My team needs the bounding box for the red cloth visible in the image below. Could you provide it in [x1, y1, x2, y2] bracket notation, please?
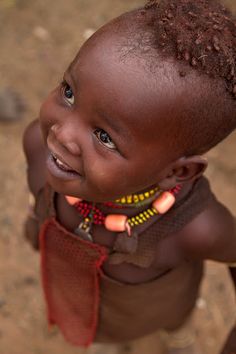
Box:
[40, 218, 107, 347]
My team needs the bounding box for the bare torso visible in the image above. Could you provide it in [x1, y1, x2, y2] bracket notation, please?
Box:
[23, 119, 236, 284]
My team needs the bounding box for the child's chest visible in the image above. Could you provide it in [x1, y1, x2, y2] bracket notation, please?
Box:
[55, 194, 186, 284]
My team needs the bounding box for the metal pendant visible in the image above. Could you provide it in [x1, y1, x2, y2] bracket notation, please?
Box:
[74, 220, 93, 242]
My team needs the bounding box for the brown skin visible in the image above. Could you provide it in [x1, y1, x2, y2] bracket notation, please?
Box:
[23, 17, 236, 354]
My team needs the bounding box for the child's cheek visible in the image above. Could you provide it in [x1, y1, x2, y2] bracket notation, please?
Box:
[86, 158, 130, 196]
[39, 99, 51, 137]
[39, 90, 58, 135]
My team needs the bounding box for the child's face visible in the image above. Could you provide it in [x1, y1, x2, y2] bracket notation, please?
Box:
[39, 24, 200, 202]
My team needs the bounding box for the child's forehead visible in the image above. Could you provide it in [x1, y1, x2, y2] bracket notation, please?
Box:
[70, 31, 210, 110]
[71, 15, 215, 91]
[72, 28, 182, 94]
[67, 20, 220, 144]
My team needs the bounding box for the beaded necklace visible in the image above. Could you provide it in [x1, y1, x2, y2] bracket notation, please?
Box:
[113, 187, 160, 207]
[65, 185, 181, 242]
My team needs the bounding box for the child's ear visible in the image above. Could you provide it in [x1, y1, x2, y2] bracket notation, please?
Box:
[158, 156, 208, 189]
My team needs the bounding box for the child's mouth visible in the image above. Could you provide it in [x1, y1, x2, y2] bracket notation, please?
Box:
[46, 152, 82, 180]
[53, 153, 75, 172]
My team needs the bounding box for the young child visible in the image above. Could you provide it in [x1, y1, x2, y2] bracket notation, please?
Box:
[23, 0, 236, 353]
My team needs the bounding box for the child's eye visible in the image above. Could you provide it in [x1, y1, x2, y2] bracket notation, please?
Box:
[61, 80, 75, 106]
[94, 129, 116, 150]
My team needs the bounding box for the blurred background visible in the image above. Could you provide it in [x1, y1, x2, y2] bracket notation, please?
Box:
[0, 0, 236, 353]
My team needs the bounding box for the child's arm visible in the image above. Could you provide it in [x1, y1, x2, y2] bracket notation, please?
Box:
[23, 119, 47, 248]
[23, 118, 47, 196]
[179, 198, 236, 263]
[178, 198, 236, 354]
[219, 268, 236, 354]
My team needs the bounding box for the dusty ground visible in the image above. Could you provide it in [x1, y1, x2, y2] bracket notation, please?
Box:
[0, 1, 236, 353]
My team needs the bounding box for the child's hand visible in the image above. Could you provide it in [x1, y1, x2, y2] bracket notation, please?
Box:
[220, 326, 236, 354]
[24, 212, 40, 250]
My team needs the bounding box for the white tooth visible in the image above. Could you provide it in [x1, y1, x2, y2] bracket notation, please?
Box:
[56, 158, 63, 166]
[52, 152, 76, 172]
[57, 158, 67, 169]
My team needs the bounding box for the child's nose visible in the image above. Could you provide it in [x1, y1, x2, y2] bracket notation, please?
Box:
[51, 124, 81, 155]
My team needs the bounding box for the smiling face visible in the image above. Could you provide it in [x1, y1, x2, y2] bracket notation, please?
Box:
[39, 14, 212, 202]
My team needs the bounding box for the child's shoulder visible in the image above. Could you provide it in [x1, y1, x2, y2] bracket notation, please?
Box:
[23, 119, 46, 196]
[23, 119, 43, 159]
[178, 196, 236, 263]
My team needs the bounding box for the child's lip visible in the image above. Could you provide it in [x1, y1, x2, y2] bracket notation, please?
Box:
[46, 139, 83, 179]
[47, 139, 83, 175]
[46, 152, 82, 180]
[51, 151, 77, 173]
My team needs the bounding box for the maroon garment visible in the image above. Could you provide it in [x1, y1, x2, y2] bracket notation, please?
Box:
[26, 177, 214, 346]
[40, 218, 107, 346]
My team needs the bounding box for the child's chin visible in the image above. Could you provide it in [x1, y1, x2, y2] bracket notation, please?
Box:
[46, 171, 82, 197]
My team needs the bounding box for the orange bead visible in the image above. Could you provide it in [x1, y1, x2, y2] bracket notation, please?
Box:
[65, 195, 82, 205]
[105, 214, 128, 232]
[152, 192, 175, 214]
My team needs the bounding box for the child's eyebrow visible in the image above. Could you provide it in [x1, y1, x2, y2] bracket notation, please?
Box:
[97, 109, 127, 137]
[64, 65, 78, 90]
[65, 63, 129, 138]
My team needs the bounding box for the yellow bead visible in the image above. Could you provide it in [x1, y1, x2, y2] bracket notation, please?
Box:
[127, 196, 133, 203]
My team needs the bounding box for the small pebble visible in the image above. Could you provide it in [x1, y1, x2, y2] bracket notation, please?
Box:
[1, 0, 16, 8]
[0, 299, 6, 308]
[23, 276, 37, 286]
[0, 88, 25, 122]
[196, 297, 207, 309]
[33, 26, 50, 41]
[83, 28, 96, 40]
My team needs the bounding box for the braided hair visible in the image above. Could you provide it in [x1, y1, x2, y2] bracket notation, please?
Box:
[143, 0, 236, 98]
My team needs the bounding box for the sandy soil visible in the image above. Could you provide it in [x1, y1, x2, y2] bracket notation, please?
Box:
[0, 1, 236, 353]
